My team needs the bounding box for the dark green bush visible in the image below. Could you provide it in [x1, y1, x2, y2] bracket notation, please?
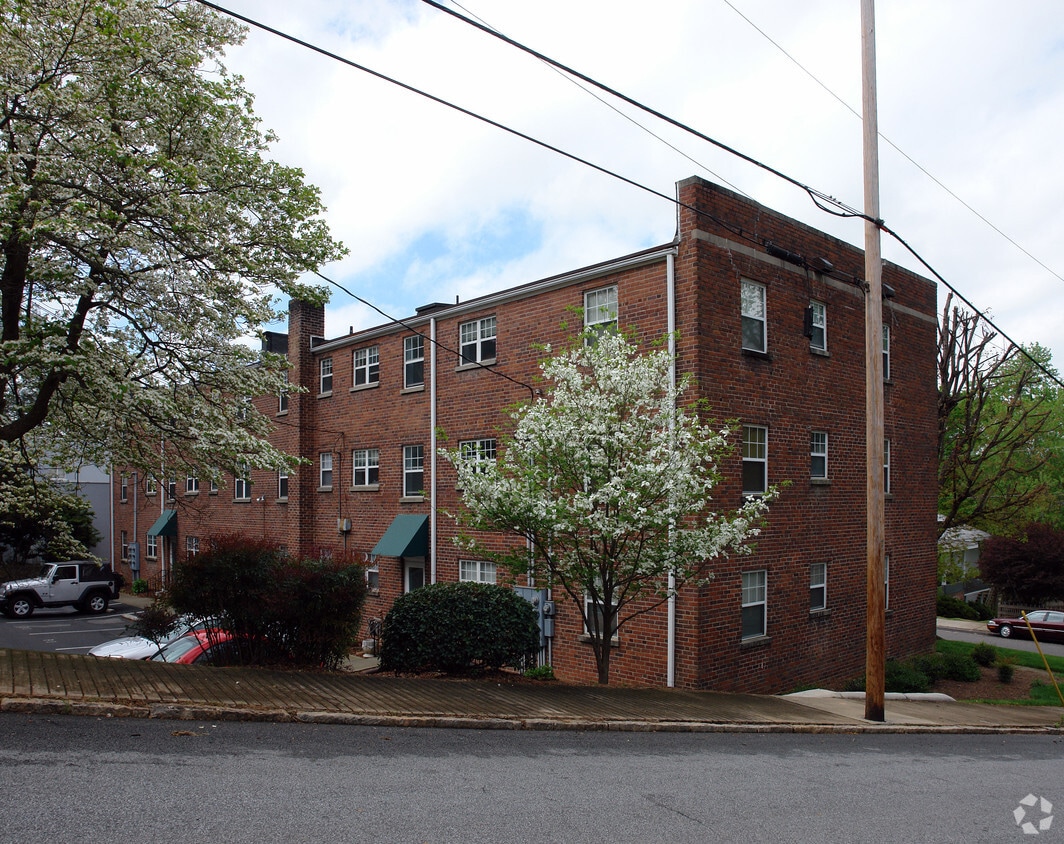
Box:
[380, 582, 539, 675]
[936, 593, 995, 621]
[909, 653, 946, 683]
[971, 641, 997, 667]
[939, 652, 982, 682]
[997, 660, 1016, 684]
[845, 660, 931, 694]
[167, 534, 367, 669]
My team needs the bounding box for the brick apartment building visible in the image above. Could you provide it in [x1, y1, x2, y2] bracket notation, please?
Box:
[112, 176, 939, 692]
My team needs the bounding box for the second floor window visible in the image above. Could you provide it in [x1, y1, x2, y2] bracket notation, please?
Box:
[186, 474, 199, 494]
[584, 285, 617, 334]
[353, 448, 380, 486]
[403, 445, 424, 497]
[404, 335, 424, 388]
[279, 371, 289, 414]
[320, 452, 333, 489]
[320, 357, 333, 394]
[742, 425, 768, 496]
[353, 346, 380, 387]
[460, 438, 496, 473]
[883, 324, 891, 381]
[278, 470, 288, 500]
[234, 465, 250, 500]
[459, 316, 496, 365]
[810, 432, 828, 479]
[808, 301, 826, 351]
[884, 439, 891, 495]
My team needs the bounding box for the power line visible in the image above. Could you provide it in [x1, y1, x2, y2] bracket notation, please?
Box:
[194, 1, 1062, 391]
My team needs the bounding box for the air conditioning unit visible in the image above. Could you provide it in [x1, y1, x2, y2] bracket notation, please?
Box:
[337, 518, 351, 534]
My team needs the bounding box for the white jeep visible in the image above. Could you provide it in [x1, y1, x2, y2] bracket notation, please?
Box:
[0, 561, 122, 618]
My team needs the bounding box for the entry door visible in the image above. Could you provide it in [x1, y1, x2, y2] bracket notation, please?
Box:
[405, 562, 425, 592]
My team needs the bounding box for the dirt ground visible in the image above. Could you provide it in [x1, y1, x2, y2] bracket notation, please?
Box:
[932, 664, 1052, 702]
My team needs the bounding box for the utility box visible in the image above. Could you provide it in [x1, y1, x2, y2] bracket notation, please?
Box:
[513, 585, 551, 648]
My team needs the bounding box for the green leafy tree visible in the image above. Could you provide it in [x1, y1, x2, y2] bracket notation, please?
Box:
[980, 523, 1064, 604]
[441, 331, 771, 685]
[937, 292, 1062, 536]
[0, 442, 101, 566]
[0, 0, 345, 477]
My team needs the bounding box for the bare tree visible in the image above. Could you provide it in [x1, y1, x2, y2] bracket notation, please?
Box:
[937, 292, 1058, 537]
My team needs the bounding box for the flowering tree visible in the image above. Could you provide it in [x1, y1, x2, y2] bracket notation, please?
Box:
[442, 331, 771, 685]
[0, 0, 344, 478]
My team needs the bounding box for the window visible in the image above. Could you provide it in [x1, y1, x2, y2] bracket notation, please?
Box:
[186, 473, 199, 494]
[403, 445, 424, 497]
[884, 439, 891, 495]
[119, 474, 128, 502]
[319, 452, 333, 489]
[278, 371, 289, 414]
[353, 346, 380, 387]
[742, 425, 768, 496]
[120, 531, 129, 561]
[459, 560, 497, 584]
[186, 536, 200, 557]
[584, 285, 617, 334]
[278, 470, 288, 500]
[352, 448, 380, 487]
[146, 534, 158, 559]
[234, 464, 250, 500]
[366, 562, 379, 592]
[145, 476, 157, 496]
[459, 438, 496, 473]
[209, 477, 218, 495]
[741, 570, 767, 639]
[404, 335, 424, 388]
[166, 478, 177, 500]
[884, 555, 891, 610]
[808, 301, 826, 351]
[319, 357, 333, 394]
[810, 431, 828, 479]
[584, 580, 618, 638]
[882, 324, 891, 380]
[741, 279, 767, 353]
[459, 316, 497, 365]
[810, 563, 827, 611]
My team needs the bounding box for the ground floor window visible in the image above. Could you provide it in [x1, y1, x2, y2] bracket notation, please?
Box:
[405, 561, 425, 592]
[459, 559, 497, 584]
[741, 569, 767, 639]
[146, 534, 158, 559]
[810, 563, 827, 611]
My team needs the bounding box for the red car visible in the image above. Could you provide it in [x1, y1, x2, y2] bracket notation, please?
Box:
[987, 610, 1064, 643]
[148, 629, 240, 665]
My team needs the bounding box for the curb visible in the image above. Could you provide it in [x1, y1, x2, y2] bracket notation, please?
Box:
[3, 696, 1061, 735]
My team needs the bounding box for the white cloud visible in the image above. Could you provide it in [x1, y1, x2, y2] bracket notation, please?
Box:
[217, 0, 1064, 365]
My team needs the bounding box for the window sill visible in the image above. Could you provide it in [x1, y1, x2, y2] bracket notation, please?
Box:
[810, 347, 830, 357]
[740, 634, 772, 648]
[809, 608, 832, 619]
[318, 486, 333, 493]
[350, 381, 379, 393]
[276, 497, 288, 504]
[742, 349, 772, 361]
[401, 384, 425, 394]
[400, 495, 425, 503]
[351, 484, 380, 492]
[184, 491, 199, 497]
[455, 358, 496, 373]
[318, 391, 333, 399]
[578, 634, 619, 648]
[144, 492, 157, 497]
[810, 478, 831, 486]
[233, 497, 252, 504]
[367, 588, 381, 598]
[276, 409, 289, 417]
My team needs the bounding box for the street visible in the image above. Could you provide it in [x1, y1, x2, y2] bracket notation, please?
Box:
[937, 623, 1064, 659]
[0, 714, 1060, 843]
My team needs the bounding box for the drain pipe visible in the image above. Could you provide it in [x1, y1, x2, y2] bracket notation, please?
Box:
[666, 251, 677, 688]
[430, 316, 437, 585]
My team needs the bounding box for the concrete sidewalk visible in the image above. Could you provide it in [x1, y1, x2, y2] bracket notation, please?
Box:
[1, 647, 1060, 734]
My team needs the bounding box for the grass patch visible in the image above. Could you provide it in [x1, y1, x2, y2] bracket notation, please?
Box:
[935, 638, 1064, 674]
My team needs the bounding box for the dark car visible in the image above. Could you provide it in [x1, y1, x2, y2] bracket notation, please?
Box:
[986, 610, 1064, 643]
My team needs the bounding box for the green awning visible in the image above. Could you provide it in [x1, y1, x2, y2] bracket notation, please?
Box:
[371, 514, 428, 558]
[146, 509, 178, 537]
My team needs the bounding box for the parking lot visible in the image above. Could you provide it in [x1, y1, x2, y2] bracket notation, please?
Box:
[0, 604, 138, 654]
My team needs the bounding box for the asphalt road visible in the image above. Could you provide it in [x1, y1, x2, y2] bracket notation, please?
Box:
[0, 715, 1060, 844]
[937, 624, 1064, 658]
[0, 603, 138, 654]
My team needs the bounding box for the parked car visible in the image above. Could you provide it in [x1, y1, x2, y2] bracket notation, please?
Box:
[89, 615, 209, 660]
[987, 610, 1064, 643]
[149, 629, 241, 665]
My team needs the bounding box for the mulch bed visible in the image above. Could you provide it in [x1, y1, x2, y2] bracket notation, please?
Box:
[932, 664, 1051, 702]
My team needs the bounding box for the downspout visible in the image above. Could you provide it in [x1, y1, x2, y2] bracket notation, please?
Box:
[430, 317, 437, 584]
[666, 251, 677, 688]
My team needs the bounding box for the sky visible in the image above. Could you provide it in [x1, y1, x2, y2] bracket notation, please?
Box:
[211, 0, 1064, 366]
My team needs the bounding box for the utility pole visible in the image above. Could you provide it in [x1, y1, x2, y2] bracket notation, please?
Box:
[862, 0, 886, 722]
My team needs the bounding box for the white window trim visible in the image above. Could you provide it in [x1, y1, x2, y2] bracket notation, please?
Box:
[884, 439, 891, 495]
[882, 324, 891, 381]
[810, 431, 828, 480]
[403, 445, 425, 498]
[584, 285, 618, 332]
[459, 559, 497, 584]
[459, 316, 497, 365]
[319, 452, 333, 490]
[234, 464, 251, 501]
[145, 534, 158, 559]
[809, 300, 827, 351]
[352, 345, 380, 388]
[319, 357, 333, 395]
[459, 438, 496, 474]
[741, 569, 768, 640]
[352, 448, 380, 488]
[186, 474, 199, 495]
[404, 335, 425, 388]
[810, 563, 827, 612]
[742, 425, 768, 497]
[278, 470, 288, 501]
[741, 279, 767, 353]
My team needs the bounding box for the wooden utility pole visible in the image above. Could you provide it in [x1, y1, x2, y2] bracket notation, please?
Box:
[862, 0, 886, 722]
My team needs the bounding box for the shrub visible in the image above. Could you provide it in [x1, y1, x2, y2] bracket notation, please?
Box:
[940, 653, 982, 682]
[131, 578, 148, 595]
[997, 660, 1016, 684]
[845, 660, 931, 694]
[167, 534, 367, 670]
[524, 664, 555, 681]
[380, 582, 540, 675]
[971, 641, 997, 667]
[936, 593, 979, 620]
[909, 653, 946, 683]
